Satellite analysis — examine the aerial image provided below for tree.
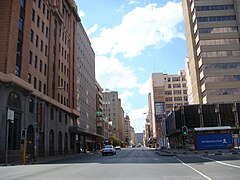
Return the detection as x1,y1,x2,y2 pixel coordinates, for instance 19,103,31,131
108,136,122,147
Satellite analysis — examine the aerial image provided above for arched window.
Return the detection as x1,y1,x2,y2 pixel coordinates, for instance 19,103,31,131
58,131,62,155
49,130,54,156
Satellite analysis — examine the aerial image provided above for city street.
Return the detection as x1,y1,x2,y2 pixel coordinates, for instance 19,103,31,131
0,148,240,180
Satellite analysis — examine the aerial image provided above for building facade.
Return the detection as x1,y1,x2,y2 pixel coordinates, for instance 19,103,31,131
149,72,188,147
0,0,80,163
182,0,240,104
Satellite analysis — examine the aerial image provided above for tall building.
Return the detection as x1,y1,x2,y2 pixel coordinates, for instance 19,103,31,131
69,21,99,152
124,115,131,145
117,100,125,142
102,91,120,138
0,0,80,163
182,0,240,104
149,72,188,147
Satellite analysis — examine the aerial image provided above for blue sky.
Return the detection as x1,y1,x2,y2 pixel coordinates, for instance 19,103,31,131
76,0,188,133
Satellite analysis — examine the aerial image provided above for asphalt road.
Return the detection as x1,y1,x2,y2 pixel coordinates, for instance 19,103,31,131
0,148,240,180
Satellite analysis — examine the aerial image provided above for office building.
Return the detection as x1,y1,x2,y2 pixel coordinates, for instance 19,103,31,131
182,0,240,104
0,0,80,163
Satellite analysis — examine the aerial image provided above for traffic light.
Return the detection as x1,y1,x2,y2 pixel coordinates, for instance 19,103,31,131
182,126,188,136
21,129,26,139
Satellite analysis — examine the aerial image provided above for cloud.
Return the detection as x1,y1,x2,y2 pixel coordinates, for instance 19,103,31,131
90,2,184,58
128,105,148,133
139,77,151,95
87,24,98,36
78,10,85,18
95,56,140,90
127,0,141,5
119,90,134,112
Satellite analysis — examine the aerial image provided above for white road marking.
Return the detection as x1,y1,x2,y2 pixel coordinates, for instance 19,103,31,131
199,156,240,169
175,157,212,180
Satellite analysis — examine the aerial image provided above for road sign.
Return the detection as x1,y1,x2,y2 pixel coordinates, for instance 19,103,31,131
7,109,14,121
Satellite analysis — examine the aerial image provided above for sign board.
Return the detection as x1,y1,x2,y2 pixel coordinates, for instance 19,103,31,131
196,133,232,150
155,102,165,116
7,109,14,121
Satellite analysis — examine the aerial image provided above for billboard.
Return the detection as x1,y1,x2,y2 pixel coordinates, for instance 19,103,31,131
196,133,232,150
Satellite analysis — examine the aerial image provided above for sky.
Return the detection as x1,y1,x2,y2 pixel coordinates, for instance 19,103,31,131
76,0,188,133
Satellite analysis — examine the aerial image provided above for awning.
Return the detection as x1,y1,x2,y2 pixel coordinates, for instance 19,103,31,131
69,126,104,139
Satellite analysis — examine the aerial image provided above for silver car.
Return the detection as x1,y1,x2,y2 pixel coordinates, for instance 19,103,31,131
102,145,116,156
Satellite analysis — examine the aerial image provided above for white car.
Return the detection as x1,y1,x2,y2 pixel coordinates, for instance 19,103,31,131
102,145,116,156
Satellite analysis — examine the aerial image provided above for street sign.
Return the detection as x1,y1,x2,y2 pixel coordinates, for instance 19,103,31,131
33,122,38,129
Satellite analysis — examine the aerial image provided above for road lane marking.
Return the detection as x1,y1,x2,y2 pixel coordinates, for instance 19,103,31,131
175,157,212,180
199,156,240,169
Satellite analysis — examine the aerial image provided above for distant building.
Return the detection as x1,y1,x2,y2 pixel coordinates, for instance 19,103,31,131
182,0,240,104
135,133,143,145
148,72,188,147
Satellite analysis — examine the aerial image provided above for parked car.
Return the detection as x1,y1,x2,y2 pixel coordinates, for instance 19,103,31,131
115,146,121,150
102,145,116,156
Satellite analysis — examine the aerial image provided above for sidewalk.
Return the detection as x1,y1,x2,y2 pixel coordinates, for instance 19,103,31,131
155,147,240,157
0,151,101,166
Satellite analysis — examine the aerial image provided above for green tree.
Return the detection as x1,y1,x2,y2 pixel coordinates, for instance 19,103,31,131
108,136,122,147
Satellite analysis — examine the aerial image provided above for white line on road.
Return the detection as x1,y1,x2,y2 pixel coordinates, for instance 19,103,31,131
199,156,240,169
175,157,212,180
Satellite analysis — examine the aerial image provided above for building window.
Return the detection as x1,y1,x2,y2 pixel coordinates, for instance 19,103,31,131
28,73,31,83
172,77,180,82
32,9,35,21
42,3,45,14
38,0,41,9
173,84,181,88
18,17,24,31
29,51,33,64
40,60,42,72
174,90,182,94
44,64,47,75
30,30,34,42
20,0,25,8
35,56,38,69
168,84,171,88
41,21,44,33
45,45,48,56
44,84,47,94
37,16,40,27
36,35,39,47
46,27,49,37
40,40,43,52
29,98,34,113
39,80,42,92
34,77,37,89
47,10,49,20
65,114,67,124
165,97,172,102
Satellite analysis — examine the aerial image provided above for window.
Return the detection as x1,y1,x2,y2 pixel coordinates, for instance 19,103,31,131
65,114,67,124
168,84,171,88
34,56,38,69
29,51,33,64
20,0,25,8
42,3,45,14
45,45,48,56
34,77,37,89
37,16,40,27
40,40,43,52
38,0,41,8
44,84,47,94
44,64,47,75
174,90,182,94
30,29,34,42
29,98,34,113
32,9,35,22
35,56,38,69
165,97,172,102
40,60,42,72
172,77,180,82
174,97,182,101
39,80,42,92
28,73,32,83
173,84,181,88
18,17,24,31
46,27,49,37
36,35,39,47
47,10,49,20
41,21,44,33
